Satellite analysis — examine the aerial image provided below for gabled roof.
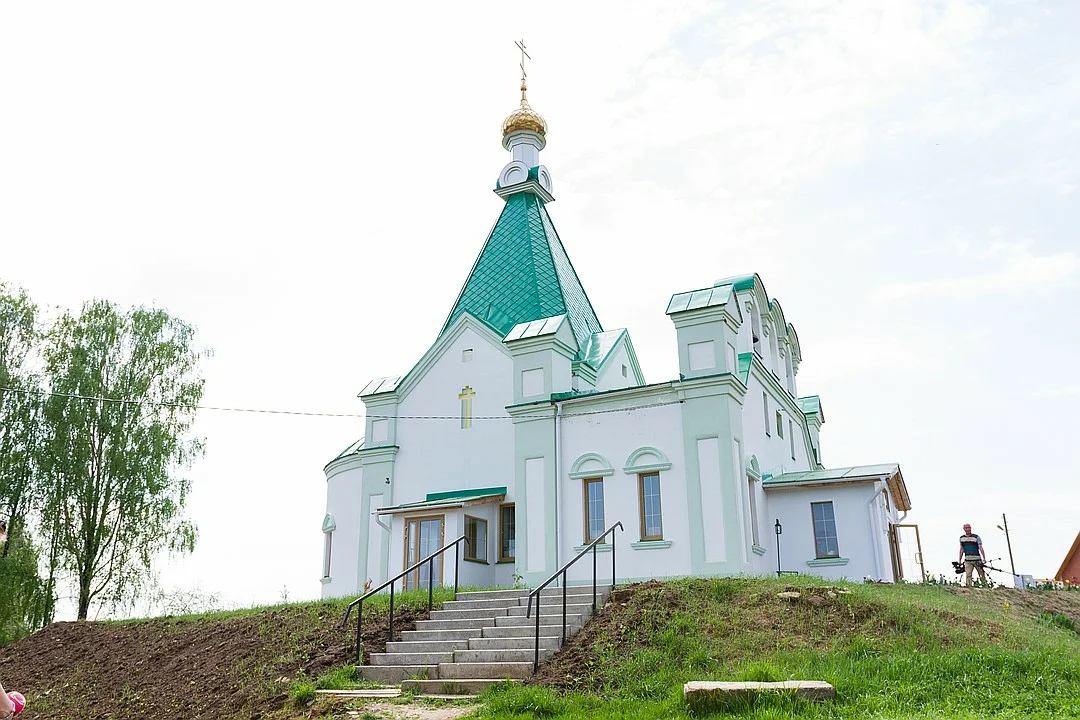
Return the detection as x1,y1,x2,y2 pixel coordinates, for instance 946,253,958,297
442,192,602,357
666,283,735,315
581,329,627,369
1056,531,1080,581
763,463,910,511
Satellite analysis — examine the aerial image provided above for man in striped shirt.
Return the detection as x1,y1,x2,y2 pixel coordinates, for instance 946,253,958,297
958,523,988,587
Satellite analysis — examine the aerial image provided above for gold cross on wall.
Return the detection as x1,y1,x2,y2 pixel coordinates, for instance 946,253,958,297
458,385,476,429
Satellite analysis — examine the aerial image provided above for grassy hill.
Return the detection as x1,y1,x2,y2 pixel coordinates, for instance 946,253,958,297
2,579,1078,719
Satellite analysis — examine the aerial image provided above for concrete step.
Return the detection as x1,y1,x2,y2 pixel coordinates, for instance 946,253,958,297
455,586,606,601
438,662,533,680
386,640,468,653
468,636,560,651
369,651,453,666
429,607,508,621
453,589,530,601
454,648,555,664
494,613,584,628
357,665,437,684
515,590,609,607
504,602,593,618
399,628,477,642
414,617,491,631
441,598,520,611
401,679,519,695
481,623,580,639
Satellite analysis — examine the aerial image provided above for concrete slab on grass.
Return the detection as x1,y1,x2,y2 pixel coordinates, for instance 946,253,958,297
684,680,835,708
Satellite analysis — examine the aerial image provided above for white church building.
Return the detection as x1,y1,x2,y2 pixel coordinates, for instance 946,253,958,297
321,78,916,598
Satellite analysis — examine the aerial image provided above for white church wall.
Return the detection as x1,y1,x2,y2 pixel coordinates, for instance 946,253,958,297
742,370,813,480
322,457,364,598
393,323,517,506
558,401,692,584
763,482,888,582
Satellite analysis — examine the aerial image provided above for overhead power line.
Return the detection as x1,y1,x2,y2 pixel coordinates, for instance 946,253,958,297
0,386,683,421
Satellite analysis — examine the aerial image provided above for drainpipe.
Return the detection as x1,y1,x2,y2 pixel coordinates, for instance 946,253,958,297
866,482,886,580
552,398,563,579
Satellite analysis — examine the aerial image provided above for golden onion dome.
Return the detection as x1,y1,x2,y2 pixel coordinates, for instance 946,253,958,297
502,80,547,137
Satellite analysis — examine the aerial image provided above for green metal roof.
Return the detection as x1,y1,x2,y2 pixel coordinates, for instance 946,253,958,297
325,437,364,468
797,395,823,417
504,314,567,341
581,329,626,369
442,192,602,356
377,486,507,513
666,284,734,315
737,352,752,384
713,273,756,291
762,464,900,487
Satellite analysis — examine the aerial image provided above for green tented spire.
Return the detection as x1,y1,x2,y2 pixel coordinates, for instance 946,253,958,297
441,192,602,355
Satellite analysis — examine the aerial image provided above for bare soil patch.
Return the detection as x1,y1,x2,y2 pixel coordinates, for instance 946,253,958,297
0,603,425,720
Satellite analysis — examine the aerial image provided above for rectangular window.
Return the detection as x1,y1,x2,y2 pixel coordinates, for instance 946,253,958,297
638,473,664,540
811,502,840,558
499,503,516,561
747,478,759,546
763,393,770,436
776,411,784,438
583,478,605,544
322,531,333,578
464,515,488,562
789,420,796,460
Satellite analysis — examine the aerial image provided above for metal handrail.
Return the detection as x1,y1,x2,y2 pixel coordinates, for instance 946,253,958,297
341,534,470,663
525,521,624,670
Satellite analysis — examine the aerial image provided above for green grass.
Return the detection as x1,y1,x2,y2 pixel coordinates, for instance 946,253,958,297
471,577,1080,719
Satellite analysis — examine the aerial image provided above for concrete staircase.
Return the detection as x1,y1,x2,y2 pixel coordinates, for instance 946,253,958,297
358,585,609,694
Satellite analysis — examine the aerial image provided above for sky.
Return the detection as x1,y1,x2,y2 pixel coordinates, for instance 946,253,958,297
1,0,1078,615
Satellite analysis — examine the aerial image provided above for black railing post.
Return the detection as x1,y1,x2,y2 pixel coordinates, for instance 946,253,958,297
354,599,363,663
534,590,541,671
561,570,568,645
454,542,460,595
592,545,597,615
612,534,617,590
428,559,434,611
388,580,395,644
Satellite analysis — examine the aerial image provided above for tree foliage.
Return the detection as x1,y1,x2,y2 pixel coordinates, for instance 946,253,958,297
42,299,206,619
1,280,208,631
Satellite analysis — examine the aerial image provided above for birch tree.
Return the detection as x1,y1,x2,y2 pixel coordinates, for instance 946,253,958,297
42,299,207,619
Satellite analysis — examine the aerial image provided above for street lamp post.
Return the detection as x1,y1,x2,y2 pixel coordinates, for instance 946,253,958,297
997,513,1016,577
774,519,783,577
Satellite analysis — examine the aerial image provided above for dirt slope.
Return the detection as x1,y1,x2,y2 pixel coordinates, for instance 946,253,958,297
0,602,423,720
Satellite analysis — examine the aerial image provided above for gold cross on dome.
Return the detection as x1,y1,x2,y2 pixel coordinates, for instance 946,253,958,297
458,385,476,429
515,39,530,82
